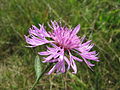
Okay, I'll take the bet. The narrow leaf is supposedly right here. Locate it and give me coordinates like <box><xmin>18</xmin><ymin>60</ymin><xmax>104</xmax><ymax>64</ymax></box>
<box><xmin>34</xmin><ymin>55</ymin><xmax>42</xmax><ymax>79</ymax></box>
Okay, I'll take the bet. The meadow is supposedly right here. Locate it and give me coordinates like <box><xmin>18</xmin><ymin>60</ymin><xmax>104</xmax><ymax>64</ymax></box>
<box><xmin>0</xmin><ymin>0</ymin><xmax>120</xmax><ymax>90</ymax></box>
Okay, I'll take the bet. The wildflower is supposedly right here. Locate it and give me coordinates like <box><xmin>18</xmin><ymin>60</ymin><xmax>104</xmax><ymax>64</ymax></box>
<box><xmin>25</xmin><ymin>21</ymin><xmax>99</xmax><ymax>75</ymax></box>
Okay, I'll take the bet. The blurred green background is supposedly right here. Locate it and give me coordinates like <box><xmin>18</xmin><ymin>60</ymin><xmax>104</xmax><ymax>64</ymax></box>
<box><xmin>0</xmin><ymin>0</ymin><xmax>120</xmax><ymax>90</ymax></box>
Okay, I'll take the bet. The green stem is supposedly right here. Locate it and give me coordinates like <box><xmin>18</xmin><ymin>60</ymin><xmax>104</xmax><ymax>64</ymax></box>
<box><xmin>30</xmin><ymin>64</ymin><xmax>52</xmax><ymax>90</ymax></box>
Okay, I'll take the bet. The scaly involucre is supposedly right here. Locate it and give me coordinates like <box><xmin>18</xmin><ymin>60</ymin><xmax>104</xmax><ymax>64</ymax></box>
<box><xmin>25</xmin><ymin>21</ymin><xmax>99</xmax><ymax>75</ymax></box>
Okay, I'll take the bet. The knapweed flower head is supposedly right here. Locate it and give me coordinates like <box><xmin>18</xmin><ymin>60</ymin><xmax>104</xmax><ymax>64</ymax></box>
<box><xmin>25</xmin><ymin>21</ymin><xmax>99</xmax><ymax>75</ymax></box>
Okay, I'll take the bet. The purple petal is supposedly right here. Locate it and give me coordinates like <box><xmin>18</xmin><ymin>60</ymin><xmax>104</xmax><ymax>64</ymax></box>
<box><xmin>60</xmin><ymin>61</ymin><xmax>65</xmax><ymax>73</ymax></box>
<box><xmin>70</xmin><ymin>58</ymin><xmax>77</xmax><ymax>74</ymax></box>
<box><xmin>72</xmin><ymin>24</ymin><xmax>80</xmax><ymax>35</ymax></box>
<box><xmin>80</xmin><ymin>53</ymin><xmax>99</xmax><ymax>61</ymax></box>
<box><xmin>47</xmin><ymin>60</ymin><xmax>65</xmax><ymax>75</ymax></box>
<box><xmin>56</xmin><ymin>60</ymin><xmax>65</xmax><ymax>73</ymax></box>
<box><xmin>82</xmin><ymin>40</ymin><xmax>91</xmax><ymax>46</ymax></box>
<box><xmin>80</xmin><ymin>36</ymin><xmax>86</xmax><ymax>43</ymax></box>
<box><xmin>64</xmin><ymin>56</ymin><xmax>70</xmax><ymax>71</ymax></box>
<box><xmin>47</xmin><ymin>59</ymin><xmax>58</xmax><ymax>63</ymax></box>
<box><xmin>43</xmin><ymin>55</ymin><xmax>54</xmax><ymax>61</ymax></box>
<box><xmin>72</xmin><ymin>55</ymin><xmax>83</xmax><ymax>62</ymax></box>
<box><xmin>39</xmin><ymin>24</ymin><xmax>50</xmax><ymax>37</ymax></box>
<box><xmin>82</xmin><ymin>57</ymin><xmax>94</xmax><ymax>71</ymax></box>
<box><xmin>47</xmin><ymin>64</ymin><xmax>57</xmax><ymax>75</ymax></box>
<box><xmin>69</xmin><ymin>51</ymin><xmax>77</xmax><ymax>74</ymax></box>
<box><xmin>24</xmin><ymin>35</ymin><xmax>53</xmax><ymax>47</ymax></box>
<box><xmin>38</xmin><ymin>51</ymin><xmax>50</xmax><ymax>55</ymax></box>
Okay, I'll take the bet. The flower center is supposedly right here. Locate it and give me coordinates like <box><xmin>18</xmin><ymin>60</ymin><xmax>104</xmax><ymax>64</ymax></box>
<box><xmin>50</xmin><ymin>29</ymin><xmax>80</xmax><ymax>50</ymax></box>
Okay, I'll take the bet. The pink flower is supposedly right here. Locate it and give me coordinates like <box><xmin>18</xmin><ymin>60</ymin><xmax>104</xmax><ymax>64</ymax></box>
<box><xmin>25</xmin><ymin>21</ymin><xmax>99</xmax><ymax>75</ymax></box>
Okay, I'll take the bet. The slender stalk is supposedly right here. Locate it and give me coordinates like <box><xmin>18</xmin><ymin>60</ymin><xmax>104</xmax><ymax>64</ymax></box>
<box><xmin>31</xmin><ymin>64</ymin><xmax>52</xmax><ymax>90</ymax></box>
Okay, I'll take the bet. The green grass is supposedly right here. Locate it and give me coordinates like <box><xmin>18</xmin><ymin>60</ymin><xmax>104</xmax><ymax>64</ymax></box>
<box><xmin>0</xmin><ymin>0</ymin><xmax>120</xmax><ymax>89</ymax></box>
